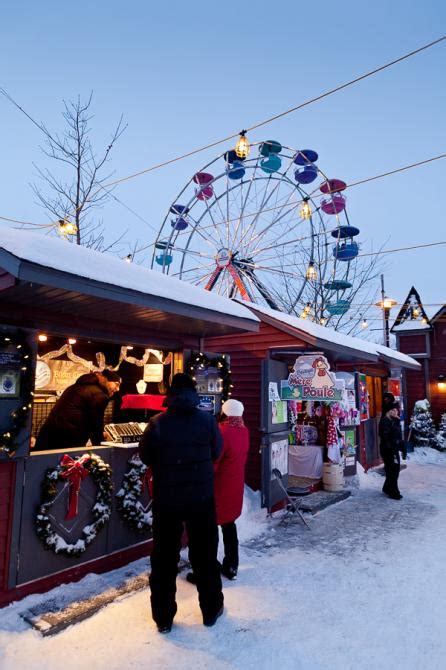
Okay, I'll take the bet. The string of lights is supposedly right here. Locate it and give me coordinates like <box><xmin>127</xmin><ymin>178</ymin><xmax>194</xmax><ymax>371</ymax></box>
<box><xmin>1</xmin><ymin>36</ymin><xmax>444</xmax><ymax>234</ymax></box>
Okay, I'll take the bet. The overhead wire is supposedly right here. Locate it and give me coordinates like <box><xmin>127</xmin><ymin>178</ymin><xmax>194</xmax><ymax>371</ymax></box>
<box><xmin>1</xmin><ymin>35</ymin><xmax>444</xmax><ymax>232</ymax></box>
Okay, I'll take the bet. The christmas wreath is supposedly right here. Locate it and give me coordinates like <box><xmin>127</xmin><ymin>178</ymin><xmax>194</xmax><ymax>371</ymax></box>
<box><xmin>116</xmin><ymin>454</ymin><xmax>152</xmax><ymax>532</ymax></box>
<box><xmin>35</xmin><ymin>452</ymin><xmax>113</xmax><ymax>557</ymax></box>
<box><xmin>185</xmin><ymin>351</ymin><xmax>232</xmax><ymax>401</ymax></box>
<box><xmin>0</xmin><ymin>331</ymin><xmax>34</xmax><ymax>457</ymax></box>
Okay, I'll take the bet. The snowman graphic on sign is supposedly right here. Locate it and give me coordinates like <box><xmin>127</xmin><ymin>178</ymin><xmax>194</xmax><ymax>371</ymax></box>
<box><xmin>311</xmin><ymin>356</ymin><xmax>335</xmax><ymax>390</ymax></box>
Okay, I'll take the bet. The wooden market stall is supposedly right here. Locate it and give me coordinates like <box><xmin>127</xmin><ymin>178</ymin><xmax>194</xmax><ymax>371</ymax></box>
<box><xmin>392</xmin><ymin>286</ymin><xmax>446</xmax><ymax>426</ymax></box>
<box><xmin>204</xmin><ymin>302</ymin><xmax>420</xmax><ymax>508</ymax></box>
<box><xmin>0</xmin><ymin>229</ymin><xmax>259</xmax><ymax>606</ymax></box>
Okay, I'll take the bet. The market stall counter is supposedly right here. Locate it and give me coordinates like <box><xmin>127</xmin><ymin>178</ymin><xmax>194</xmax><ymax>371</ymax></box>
<box><xmin>20</xmin><ymin>444</ymin><xmax>149</xmax><ymax>585</ymax></box>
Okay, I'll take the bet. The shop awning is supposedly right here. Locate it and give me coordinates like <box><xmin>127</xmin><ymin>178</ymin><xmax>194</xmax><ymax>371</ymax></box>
<box><xmin>0</xmin><ymin>229</ymin><xmax>259</xmax><ymax>346</ymax></box>
<box><xmin>242</xmin><ymin>302</ymin><xmax>421</xmax><ymax>370</ymax></box>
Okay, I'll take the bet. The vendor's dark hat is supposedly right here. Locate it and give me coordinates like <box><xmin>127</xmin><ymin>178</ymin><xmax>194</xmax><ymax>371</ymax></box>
<box><xmin>169</xmin><ymin>373</ymin><xmax>196</xmax><ymax>392</ymax></box>
<box><xmin>101</xmin><ymin>369</ymin><xmax>121</xmax><ymax>383</ymax></box>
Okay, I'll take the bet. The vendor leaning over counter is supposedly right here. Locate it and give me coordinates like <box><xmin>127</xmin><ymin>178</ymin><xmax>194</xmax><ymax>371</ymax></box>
<box><xmin>34</xmin><ymin>369</ymin><xmax>121</xmax><ymax>451</ymax></box>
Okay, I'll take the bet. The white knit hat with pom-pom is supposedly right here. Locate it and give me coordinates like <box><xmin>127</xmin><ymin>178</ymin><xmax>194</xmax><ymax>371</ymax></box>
<box><xmin>221</xmin><ymin>399</ymin><xmax>244</xmax><ymax>417</ymax></box>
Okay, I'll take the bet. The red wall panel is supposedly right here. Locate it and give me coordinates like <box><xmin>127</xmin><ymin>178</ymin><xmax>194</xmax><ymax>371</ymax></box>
<box><xmin>0</xmin><ymin>462</ymin><xmax>16</xmax><ymax>592</ymax></box>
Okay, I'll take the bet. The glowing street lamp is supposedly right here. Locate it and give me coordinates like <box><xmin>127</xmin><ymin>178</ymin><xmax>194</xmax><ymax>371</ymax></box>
<box><xmin>375</xmin><ymin>276</ymin><xmax>397</xmax><ymax>347</ymax></box>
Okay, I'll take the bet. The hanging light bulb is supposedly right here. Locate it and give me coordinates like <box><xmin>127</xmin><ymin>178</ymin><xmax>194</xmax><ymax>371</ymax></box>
<box><xmin>412</xmin><ymin>307</ymin><xmax>420</xmax><ymax>318</ymax></box>
<box><xmin>299</xmin><ymin>198</ymin><xmax>312</xmax><ymax>220</ymax></box>
<box><xmin>58</xmin><ymin>219</ymin><xmax>78</xmax><ymax>236</ymax></box>
<box><xmin>306</xmin><ymin>260</ymin><xmax>318</xmax><ymax>281</ymax></box>
<box><xmin>235</xmin><ymin>130</ymin><xmax>250</xmax><ymax>159</ymax></box>
<box><xmin>304</xmin><ymin>302</ymin><xmax>311</xmax><ymax>314</ymax></box>
<box><xmin>361</xmin><ymin>318</ymin><xmax>369</xmax><ymax>329</ymax></box>
<box><xmin>320</xmin><ymin>317</ymin><xmax>327</xmax><ymax>326</ymax></box>
<box><xmin>68</xmin><ymin>338</ymin><xmax>77</xmax><ymax>345</ymax></box>
<box><xmin>38</xmin><ymin>333</ymin><xmax>48</xmax><ymax>342</ymax></box>
<box><xmin>300</xmin><ymin>310</ymin><xmax>308</xmax><ymax>320</ymax></box>
<box><xmin>125</xmin><ymin>254</ymin><xmax>133</xmax><ymax>263</ymax></box>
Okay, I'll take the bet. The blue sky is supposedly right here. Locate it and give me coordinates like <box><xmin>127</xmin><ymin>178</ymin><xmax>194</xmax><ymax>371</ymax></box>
<box><xmin>1</xmin><ymin>0</ymin><xmax>445</xmax><ymax>326</ymax></box>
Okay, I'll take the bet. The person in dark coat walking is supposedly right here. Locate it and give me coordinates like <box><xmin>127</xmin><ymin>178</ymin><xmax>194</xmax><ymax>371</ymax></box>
<box><xmin>379</xmin><ymin>402</ymin><xmax>405</xmax><ymax>500</ymax></box>
<box><xmin>138</xmin><ymin>373</ymin><xmax>224</xmax><ymax>633</ymax></box>
<box><xmin>35</xmin><ymin>369</ymin><xmax>121</xmax><ymax>451</ymax></box>
<box><xmin>382</xmin><ymin>391</ymin><xmax>396</xmax><ymax>414</ymax></box>
<box><xmin>187</xmin><ymin>398</ymin><xmax>249</xmax><ymax>583</ymax></box>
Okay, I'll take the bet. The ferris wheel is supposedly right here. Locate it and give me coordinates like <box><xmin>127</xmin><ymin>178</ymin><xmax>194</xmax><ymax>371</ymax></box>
<box><xmin>151</xmin><ymin>140</ymin><xmax>360</xmax><ymax>316</ymax></box>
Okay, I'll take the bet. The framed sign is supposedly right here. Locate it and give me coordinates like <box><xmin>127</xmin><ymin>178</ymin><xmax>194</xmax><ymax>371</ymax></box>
<box><xmin>0</xmin><ymin>367</ymin><xmax>20</xmax><ymax>398</ymax></box>
<box><xmin>198</xmin><ymin>394</ymin><xmax>215</xmax><ymax>412</ymax></box>
<box><xmin>283</xmin><ymin>354</ymin><xmax>344</xmax><ymax>403</ymax></box>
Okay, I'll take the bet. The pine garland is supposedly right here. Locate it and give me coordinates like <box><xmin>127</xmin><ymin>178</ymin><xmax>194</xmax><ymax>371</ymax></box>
<box><xmin>116</xmin><ymin>454</ymin><xmax>152</xmax><ymax>532</ymax></box>
<box><xmin>185</xmin><ymin>351</ymin><xmax>232</xmax><ymax>401</ymax></box>
<box><xmin>0</xmin><ymin>331</ymin><xmax>34</xmax><ymax>457</ymax></box>
<box><xmin>35</xmin><ymin>453</ymin><xmax>113</xmax><ymax>556</ymax></box>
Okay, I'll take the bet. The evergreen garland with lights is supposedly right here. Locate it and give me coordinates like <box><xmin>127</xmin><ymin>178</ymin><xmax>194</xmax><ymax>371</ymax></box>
<box><xmin>0</xmin><ymin>331</ymin><xmax>34</xmax><ymax>457</ymax></box>
<box><xmin>185</xmin><ymin>351</ymin><xmax>232</xmax><ymax>401</ymax></box>
<box><xmin>35</xmin><ymin>452</ymin><xmax>113</xmax><ymax>557</ymax></box>
<box><xmin>116</xmin><ymin>454</ymin><xmax>152</xmax><ymax>532</ymax></box>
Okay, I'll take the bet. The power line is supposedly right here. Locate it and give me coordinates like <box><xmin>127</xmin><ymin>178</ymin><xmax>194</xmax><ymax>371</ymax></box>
<box><xmin>97</xmin><ymin>35</ymin><xmax>446</xmax><ymax>190</ymax></box>
<box><xmin>1</xmin><ymin>35</ymin><xmax>445</xmax><ymax>232</ymax></box>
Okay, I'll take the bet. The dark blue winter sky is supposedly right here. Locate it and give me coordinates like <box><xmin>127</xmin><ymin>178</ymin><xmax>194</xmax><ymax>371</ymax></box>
<box><xmin>1</xmin><ymin>0</ymin><xmax>445</xmax><ymax>325</ymax></box>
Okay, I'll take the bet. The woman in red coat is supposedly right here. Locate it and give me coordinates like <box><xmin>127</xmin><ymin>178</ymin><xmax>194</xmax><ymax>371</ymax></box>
<box><xmin>214</xmin><ymin>398</ymin><xmax>249</xmax><ymax>580</ymax></box>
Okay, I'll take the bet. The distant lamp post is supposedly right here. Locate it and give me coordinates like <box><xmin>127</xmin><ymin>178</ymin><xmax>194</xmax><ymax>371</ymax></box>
<box><xmin>375</xmin><ymin>296</ymin><xmax>397</xmax><ymax>347</ymax></box>
<box><xmin>438</xmin><ymin>375</ymin><xmax>446</xmax><ymax>391</ymax></box>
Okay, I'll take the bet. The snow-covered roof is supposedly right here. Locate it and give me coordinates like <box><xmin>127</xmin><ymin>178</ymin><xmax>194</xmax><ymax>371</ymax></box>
<box><xmin>392</xmin><ymin>320</ymin><xmax>430</xmax><ymax>332</ymax></box>
<box><xmin>0</xmin><ymin>228</ymin><xmax>259</xmax><ymax>326</ymax></box>
<box><xmin>242</xmin><ymin>301</ymin><xmax>420</xmax><ymax>369</ymax></box>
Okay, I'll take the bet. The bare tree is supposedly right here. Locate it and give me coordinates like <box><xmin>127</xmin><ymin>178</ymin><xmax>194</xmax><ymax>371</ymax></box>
<box><xmin>31</xmin><ymin>93</ymin><xmax>127</xmax><ymax>249</ymax></box>
<box><xmin>277</xmin><ymin>235</ymin><xmax>387</xmax><ymax>335</ymax></box>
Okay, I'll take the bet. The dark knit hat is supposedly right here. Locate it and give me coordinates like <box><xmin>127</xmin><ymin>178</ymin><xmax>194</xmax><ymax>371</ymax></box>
<box><xmin>168</xmin><ymin>373</ymin><xmax>196</xmax><ymax>392</ymax></box>
<box><xmin>101</xmin><ymin>369</ymin><xmax>121</xmax><ymax>383</ymax></box>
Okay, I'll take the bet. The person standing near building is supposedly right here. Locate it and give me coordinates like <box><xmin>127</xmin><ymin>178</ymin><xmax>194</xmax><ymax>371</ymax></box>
<box><xmin>35</xmin><ymin>369</ymin><xmax>121</xmax><ymax>451</ymax></box>
<box><xmin>138</xmin><ymin>373</ymin><xmax>224</xmax><ymax>633</ymax></box>
<box><xmin>187</xmin><ymin>398</ymin><xmax>249</xmax><ymax>583</ymax></box>
<box><xmin>379</xmin><ymin>402</ymin><xmax>405</xmax><ymax>500</ymax></box>
<box><xmin>213</xmin><ymin>398</ymin><xmax>249</xmax><ymax>580</ymax></box>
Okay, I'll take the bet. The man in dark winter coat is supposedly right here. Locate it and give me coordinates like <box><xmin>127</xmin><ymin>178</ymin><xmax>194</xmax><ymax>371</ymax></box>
<box><xmin>379</xmin><ymin>402</ymin><xmax>406</xmax><ymax>499</ymax></box>
<box><xmin>138</xmin><ymin>372</ymin><xmax>224</xmax><ymax>633</ymax></box>
<box><xmin>35</xmin><ymin>369</ymin><xmax>121</xmax><ymax>451</ymax></box>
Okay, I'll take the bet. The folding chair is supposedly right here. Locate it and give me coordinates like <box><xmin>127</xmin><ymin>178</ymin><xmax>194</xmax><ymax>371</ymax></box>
<box><xmin>271</xmin><ymin>468</ymin><xmax>311</xmax><ymax>529</ymax></box>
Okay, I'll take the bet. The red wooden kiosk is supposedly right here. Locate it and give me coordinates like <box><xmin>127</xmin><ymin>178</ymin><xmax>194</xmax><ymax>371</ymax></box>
<box><xmin>0</xmin><ymin>230</ymin><xmax>258</xmax><ymax>607</ymax></box>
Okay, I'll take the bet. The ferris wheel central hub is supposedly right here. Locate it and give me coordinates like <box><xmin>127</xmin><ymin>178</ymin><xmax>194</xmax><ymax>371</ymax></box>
<box><xmin>215</xmin><ymin>248</ymin><xmax>232</xmax><ymax>268</ymax></box>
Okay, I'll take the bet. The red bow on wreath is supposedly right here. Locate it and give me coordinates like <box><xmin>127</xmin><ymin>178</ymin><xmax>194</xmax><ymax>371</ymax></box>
<box><xmin>60</xmin><ymin>454</ymin><xmax>91</xmax><ymax>520</ymax></box>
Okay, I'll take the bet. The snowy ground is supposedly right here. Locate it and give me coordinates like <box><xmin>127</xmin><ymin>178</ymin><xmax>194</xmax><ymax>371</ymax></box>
<box><xmin>1</xmin><ymin>448</ymin><xmax>446</xmax><ymax>670</ymax></box>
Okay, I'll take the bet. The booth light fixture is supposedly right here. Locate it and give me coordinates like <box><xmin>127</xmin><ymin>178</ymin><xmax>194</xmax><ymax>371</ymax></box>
<box><xmin>438</xmin><ymin>375</ymin><xmax>446</xmax><ymax>391</ymax></box>
<box><xmin>38</xmin><ymin>334</ymin><xmax>48</xmax><ymax>342</ymax></box>
<box><xmin>68</xmin><ymin>338</ymin><xmax>77</xmax><ymax>345</ymax></box>
<box><xmin>235</xmin><ymin>131</ymin><xmax>250</xmax><ymax>159</ymax></box>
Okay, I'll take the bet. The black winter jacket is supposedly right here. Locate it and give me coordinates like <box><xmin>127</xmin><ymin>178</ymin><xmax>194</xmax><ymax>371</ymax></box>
<box><xmin>138</xmin><ymin>388</ymin><xmax>222</xmax><ymax>506</ymax></box>
<box><xmin>35</xmin><ymin>373</ymin><xmax>110</xmax><ymax>451</ymax></box>
<box><xmin>379</xmin><ymin>415</ymin><xmax>404</xmax><ymax>456</ymax></box>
